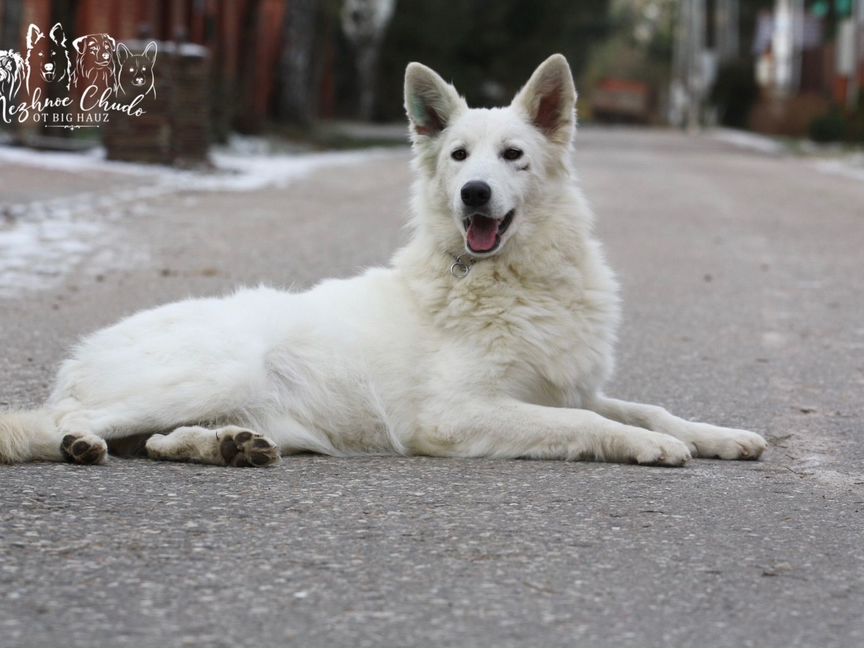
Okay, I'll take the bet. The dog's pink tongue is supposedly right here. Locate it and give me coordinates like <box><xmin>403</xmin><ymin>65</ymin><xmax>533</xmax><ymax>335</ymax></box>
<box><xmin>467</xmin><ymin>215</ymin><xmax>499</xmax><ymax>252</ymax></box>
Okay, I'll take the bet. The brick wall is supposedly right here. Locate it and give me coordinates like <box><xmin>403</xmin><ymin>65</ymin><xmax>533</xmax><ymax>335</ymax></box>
<box><xmin>103</xmin><ymin>41</ymin><xmax>210</xmax><ymax>166</ymax></box>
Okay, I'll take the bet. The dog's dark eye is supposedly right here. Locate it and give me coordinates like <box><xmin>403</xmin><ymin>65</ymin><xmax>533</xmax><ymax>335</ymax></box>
<box><xmin>451</xmin><ymin>148</ymin><xmax>467</xmax><ymax>161</ymax></box>
<box><xmin>503</xmin><ymin>148</ymin><xmax>523</xmax><ymax>161</ymax></box>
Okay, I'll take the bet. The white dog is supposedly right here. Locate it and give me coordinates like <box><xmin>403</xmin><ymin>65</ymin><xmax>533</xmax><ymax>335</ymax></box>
<box><xmin>0</xmin><ymin>55</ymin><xmax>768</xmax><ymax>468</ymax></box>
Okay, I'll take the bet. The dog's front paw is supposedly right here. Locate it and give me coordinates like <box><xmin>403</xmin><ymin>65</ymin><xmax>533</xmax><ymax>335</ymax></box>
<box><xmin>628</xmin><ymin>431</ymin><xmax>691</xmax><ymax>467</ymax></box>
<box><xmin>61</xmin><ymin>433</ymin><xmax>108</xmax><ymax>465</ymax></box>
<box><xmin>687</xmin><ymin>425</ymin><xmax>768</xmax><ymax>460</ymax></box>
<box><xmin>218</xmin><ymin>427</ymin><xmax>280</xmax><ymax>468</ymax></box>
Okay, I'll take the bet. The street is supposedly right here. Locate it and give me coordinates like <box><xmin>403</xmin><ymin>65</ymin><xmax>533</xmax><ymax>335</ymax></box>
<box><xmin>1</xmin><ymin>128</ymin><xmax>863</xmax><ymax>647</ymax></box>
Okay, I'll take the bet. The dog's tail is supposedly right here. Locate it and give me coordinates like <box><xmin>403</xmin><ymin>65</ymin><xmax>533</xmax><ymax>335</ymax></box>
<box><xmin>0</xmin><ymin>409</ymin><xmax>61</xmax><ymax>463</ymax></box>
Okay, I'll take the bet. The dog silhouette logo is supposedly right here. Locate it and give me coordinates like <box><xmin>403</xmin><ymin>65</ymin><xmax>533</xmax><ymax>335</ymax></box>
<box><xmin>25</xmin><ymin>22</ymin><xmax>72</xmax><ymax>93</ymax></box>
<box><xmin>0</xmin><ymin>49</ymin><xmax>24</xmax><ymax>99</ymax></box>
<box><xmin>1</xmin><ymin>24</ymin><xmax>159</xmax><ymax>128</ymax></box>
<box><xmin>115</xmin><ymin>42</ymin><xmax>157</xmax><ymax>99</ymax></box>
<box><xmin>72</xmin><ymin>33</ymin><xmax>117</xmax><ymax>93</ymax></box>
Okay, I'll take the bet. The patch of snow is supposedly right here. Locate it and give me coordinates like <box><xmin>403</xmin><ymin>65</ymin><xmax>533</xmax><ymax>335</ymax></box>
<box><xmin>0</xmin><ymin>146</ymin><xmax>119</xmax><ymax>174</ymax></box>
<box><xmin>0</xmin><ymin>145</ymin><xmax>406</xmax><ymax>297</ymax></box>
<box><xmin>811</xmin><ymin>157</ymin><xmax>864</xmax><ymax>183</ymax></box>
<box><xmin>0</xmin><ymin>145</ymin><xmax>402</xmax><ymax>192</ymax></box>
<box><xmin>204</xmin><ymin>148</ymin><xmax>399</xmax><ymax>191</ymax></box>
<box><xmin>707</xmin><ymin>128</ymin><xmax>786</xmax><ymax>155</ymax></box>
<box><xmin>0</xmin><ymin>207</ymin><xmax>147</xmax><ymax>297</ymax></box>
<box><xmin>707</xmin><ymin>129</ymin><xmax>864</xmax><ymax>185</ymax></box>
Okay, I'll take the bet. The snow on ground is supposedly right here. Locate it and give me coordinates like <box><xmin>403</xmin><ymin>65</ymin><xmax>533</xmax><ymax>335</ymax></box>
<box><xmin>0</xmin><ymin>143</ymin><xmax>401</xmax><ymax>193</ymax></box>
<box><xmin>708</xmin><ymin>127</ymin><xmax>864</xmax><ymax>183</ymax></box>
<box><xmin>811</xmin><ymin>154</ymin><xmax>864</xmax><ymax>183</ymax></box>
<box><xmin>708</xmin><ymin>128</ymin><xmax>787</xmax><ymax>155</ymax></box>
<box><xmin>0</xmin><ymin>143</ymin><xmax>404</xmax><ymax>297</ymax></box>
<box><xmin>0</xmin><ymin>210</ymin><xmax>146</xmax><ymax>298</ymax></box>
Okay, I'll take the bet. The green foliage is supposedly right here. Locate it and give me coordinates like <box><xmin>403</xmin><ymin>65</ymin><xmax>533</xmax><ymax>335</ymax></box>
<box><xmin>808</xmin><ymin>106</ymin><xmax>853</xmax><ymax>143</ymax></box>
<box><xmin>373</xmin><ymin>0</ymin><xmax>611</xmax><ymax>120</ymax></box>
<box><xmin>808</xmin><ymin>101</ymin><xmax>864</xmax><ymax>145</ymax></box>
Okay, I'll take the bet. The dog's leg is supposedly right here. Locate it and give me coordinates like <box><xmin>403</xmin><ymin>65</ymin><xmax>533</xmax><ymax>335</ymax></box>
<box><xmin>0</xmin><ymin>409</ymin><xmax>70</xmax><ymax>464</ymax></box>
<box><xmin>414</xmin><ymin>400</ymin><xmax>692</xmax><ymax>466</ymax></box>
<box><xmin>145</xmin><ymin>425</ymin><xmax>280</xmax><ymax>467</ymax></box>
<box><xmin>584</xmin><ymin>395</ymin><xmax>767</xmax><ymax>460</ymax></box>
<box><xmin>0</xmin><ymin>406</ymin><xmax>114</xmax><ymax>465</ymax></box>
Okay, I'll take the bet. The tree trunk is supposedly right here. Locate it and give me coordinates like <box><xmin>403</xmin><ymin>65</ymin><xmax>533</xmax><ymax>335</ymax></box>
<box><xmin>278</xmin><ymin>0</ymin><xmax>318</xmax><ymax>125</ymax></box>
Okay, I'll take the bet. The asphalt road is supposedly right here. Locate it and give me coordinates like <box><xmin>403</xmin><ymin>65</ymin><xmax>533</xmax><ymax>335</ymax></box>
<box><xmin>1</xmin><ymin>128</ymin><xmax>863</xmax><ymax>648</ymax></box>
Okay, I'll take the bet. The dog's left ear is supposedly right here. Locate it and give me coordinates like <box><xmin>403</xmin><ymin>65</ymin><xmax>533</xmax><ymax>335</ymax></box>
<box><xmin>49</xmin><ymin>23</ymin><xmax>66</xmax><ymax>46</ymax></box>
<box><xmin>512</xmin><ymin>54</ymin><xmax>577</xmax><ymax>146</ymax></box>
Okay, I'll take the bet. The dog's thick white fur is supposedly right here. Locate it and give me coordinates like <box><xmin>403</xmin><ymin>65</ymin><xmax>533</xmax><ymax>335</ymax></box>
<box><xmin>0</xmin><ymin>55</ymin><xmax>767</xmax><ymax>467</ymax></box>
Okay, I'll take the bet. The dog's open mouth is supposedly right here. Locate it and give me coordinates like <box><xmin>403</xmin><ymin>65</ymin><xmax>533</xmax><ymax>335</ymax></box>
<box><xmin>42</xmin><ymin>70</ymin><xmax>55</xmax><ymax>81</ymax></box>
<box><xmin>463</xmin><ymin>210</ymin><xmax>515</xmax><ymax>254</ymax></box>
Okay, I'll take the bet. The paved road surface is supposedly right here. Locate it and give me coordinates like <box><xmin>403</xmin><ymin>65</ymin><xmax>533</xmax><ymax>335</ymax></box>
<box><xmin>1</xmin><ymin>128</ymin><xmax>862</xmax><ymax>647</ymax></box>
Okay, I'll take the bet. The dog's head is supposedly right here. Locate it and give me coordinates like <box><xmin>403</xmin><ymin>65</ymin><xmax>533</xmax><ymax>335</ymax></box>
<box><xmin>404</xmin><ymin>54</ymin><xmax>576</xmax><ymax>258</ymax></box>
<box><xmin>0</xmin><ymin>49</ymin><xmax>24</xmax><ymax>96</ymax></box>
<box><xmin>73</xmin><ymin>34</ymin><xmax>117</xmax><ymax>69</ymax></box>
<box><xmin>26</xmin><ymin>23</ymin><xmax>71</xmax><ymax>87</ymax></box>
<box><xmin>116</xmin><ymin>42</ymin><xmax>156</xmax><ymax>93</ymax></box>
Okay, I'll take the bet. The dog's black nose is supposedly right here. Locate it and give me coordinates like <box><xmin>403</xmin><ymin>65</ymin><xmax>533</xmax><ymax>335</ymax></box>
<box><xmin>461</xmin><ymin>181</ymin><xmax>491</xmax><ymax>208</ymax></box>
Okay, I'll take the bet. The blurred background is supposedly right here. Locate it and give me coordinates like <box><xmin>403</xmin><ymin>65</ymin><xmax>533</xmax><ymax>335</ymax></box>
<box><xmin>1</xmin><ymin>0</ymin><xmax>863</xmax><ymax>163</ymax></box>
<box><xmin>2</xmin><ymin>8</ymin><xmax>864</xmax><ymax>646</ymax></box>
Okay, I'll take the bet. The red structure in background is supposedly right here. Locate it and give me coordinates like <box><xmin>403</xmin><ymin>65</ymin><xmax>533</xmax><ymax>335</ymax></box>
<box><xmin>3</xmin><ymin>0</ymin><xmax>291</xmax><ymax>135</ymax></box>
<box><xmin>591</xmin><ymin>79</ymin><xmax>652</xmax><ymax>123</ymax></box>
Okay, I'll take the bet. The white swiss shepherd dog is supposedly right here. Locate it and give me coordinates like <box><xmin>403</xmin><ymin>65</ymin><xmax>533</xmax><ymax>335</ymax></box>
<box><xmin>0</xmin><ymin>55</ymin><xmax>767</xmax><ymax>468</ymax></box>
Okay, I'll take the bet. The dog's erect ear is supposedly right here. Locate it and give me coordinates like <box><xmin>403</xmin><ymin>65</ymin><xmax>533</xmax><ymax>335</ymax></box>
<box><xmin>26</xmin><ymin>25</ymin><xmax>42</xmax><ymax>50</ymax></box>
<box><xmin>404</xmin><ymin>62</ymin><xmax>465</xmax><ymax>140</ymax></box>
<box><xmin>49</xmin><ymin>23</ymin><xmax>66</xmax><ymax>46</ymax></box>
<box><xmin>512</xmin><ymin>54</ymin><xmax>577</xmax><ymax>146</ymax></box>
<box><xmin>72</xmin><ymin>36</ymin><xmax>87</xmax><ymax>54</ymax></box>
<box><xmin>116</xmin><ymin>43</ymin><xmax>131</xmax><ymax>65</ymax></box>
<box><xmin>143</xmin><ymin>41</ymin><xmax>157</xmax><ymax>64</ymax></box>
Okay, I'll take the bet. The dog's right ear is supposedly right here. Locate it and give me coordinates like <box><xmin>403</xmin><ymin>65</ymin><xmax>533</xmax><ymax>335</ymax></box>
<box><xmin>116</xmin><ymin>43</ymin><xmax>131</xmax><ymax>65</ymax></box>
<box><xmin>26</xmin><ymin>24</ymin><xmax>42</xmax><ymax>50</ymax></box>
<box><xmin>404</xmin><ymin>62</ymin><xmax>465</xmax><ymax>140</ymax></box>
<box><xmin>72</xmin><ymin>36</ymin><xmax>87</xmax><ymax>55</ymax></box>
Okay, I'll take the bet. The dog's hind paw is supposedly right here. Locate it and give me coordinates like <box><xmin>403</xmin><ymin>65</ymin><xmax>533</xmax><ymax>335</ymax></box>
<box><xmin>61</xmin><ymin>433</ymin><xmax>108</xmax><ymax>465</ymax></box>
<box><xmin>218</xmin><ymin>427</ymin><xmax>281</xmax><ymax>468</ymax></box>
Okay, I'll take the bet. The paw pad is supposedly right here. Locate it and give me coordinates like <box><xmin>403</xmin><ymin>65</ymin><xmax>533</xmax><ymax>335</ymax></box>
<box><xmin>61</xmin><ymin>433</ymin><xmax>107</xmax><ymax>465</ymax></box>
<box><xmin>218</xmin><ymin>429</ymin><xmax>280</xmax><ymax>468</ymax></box>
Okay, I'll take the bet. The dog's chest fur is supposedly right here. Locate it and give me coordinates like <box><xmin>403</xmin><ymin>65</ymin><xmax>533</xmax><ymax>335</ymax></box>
<box><xmin>401</xmin><ymin>235</ymin><xmax>620</xmax><ymax>406</ymax></box>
